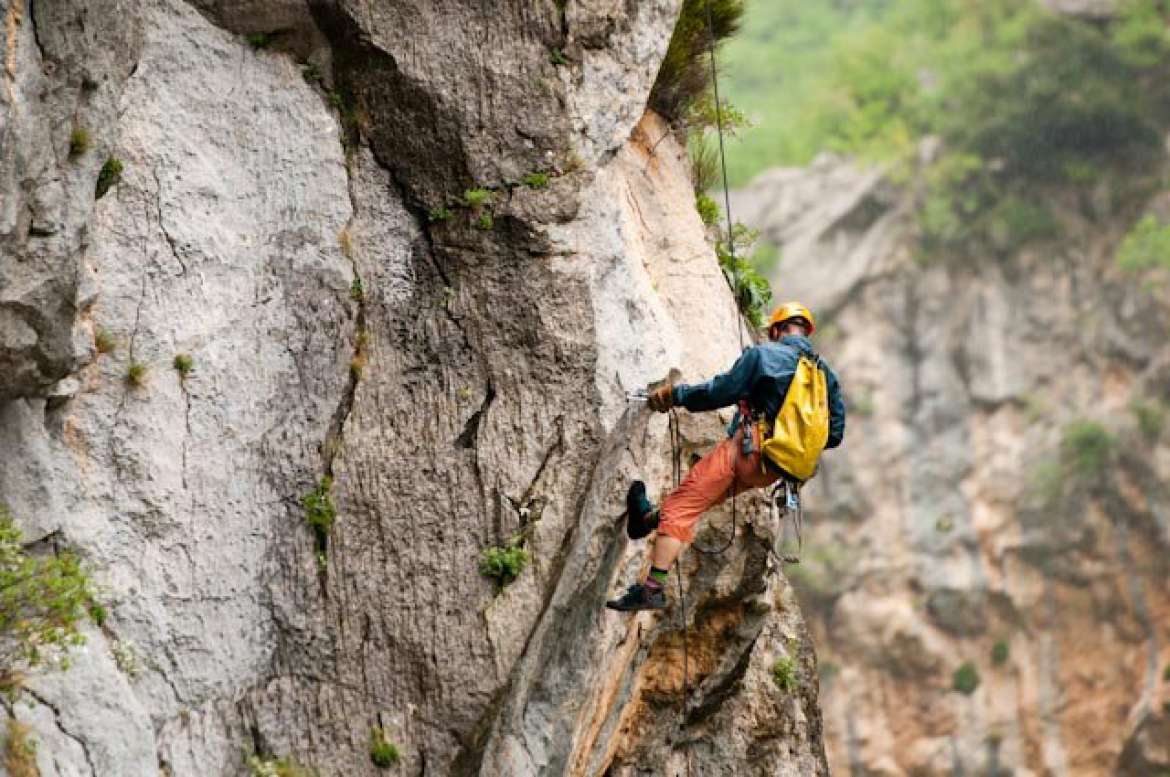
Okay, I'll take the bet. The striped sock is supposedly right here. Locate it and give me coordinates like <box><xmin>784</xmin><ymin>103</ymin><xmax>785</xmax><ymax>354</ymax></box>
<box><xmin>645</xmin><ymin>566</ymin><xmax>669</xmax><ymax>590</ymax></box>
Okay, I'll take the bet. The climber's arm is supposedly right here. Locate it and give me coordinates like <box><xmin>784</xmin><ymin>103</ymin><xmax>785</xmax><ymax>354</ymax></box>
<box><xmin>826</xmin><ymin>364</ymin><xmax>846</xmax><ymax>449</ymax></box>
<box><xmin>672</xmin><ymin>347</ymin><xmax>760</xmax><ymax>412</ymax></box>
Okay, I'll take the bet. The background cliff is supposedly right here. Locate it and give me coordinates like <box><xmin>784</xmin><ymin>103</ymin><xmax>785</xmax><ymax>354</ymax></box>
<box><xmin>724</xmin><ymin>1</ymin><xmax>1170</xmax><ymax>774</ymax></box>
<box><xmin>0</xmin><ymin>1</ymin><xmax>828</xmax><ymax>775</ymax></box>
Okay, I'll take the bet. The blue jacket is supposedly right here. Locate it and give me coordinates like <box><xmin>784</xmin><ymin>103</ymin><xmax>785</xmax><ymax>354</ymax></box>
<box><xmin>672</xmin><ymin>335</ymin><xmax>846</xmax><ymax>448</ymax></box>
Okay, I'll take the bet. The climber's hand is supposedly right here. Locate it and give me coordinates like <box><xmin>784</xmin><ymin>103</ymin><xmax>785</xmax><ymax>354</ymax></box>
<box><xmin>646</xmin><ymin>382</ymin><xmax>674</xmax><ymax>413</ymax></box>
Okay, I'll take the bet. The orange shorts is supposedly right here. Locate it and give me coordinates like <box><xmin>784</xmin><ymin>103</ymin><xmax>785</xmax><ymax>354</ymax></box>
<box><xmin>657</xmin><ymin>424</ymin><xmax>780</xmax><ymax>544</ymax></box>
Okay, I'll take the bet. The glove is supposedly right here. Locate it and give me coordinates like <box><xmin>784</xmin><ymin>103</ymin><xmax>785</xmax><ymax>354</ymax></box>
<box><xmin>646</xmin><ymin>382</ymin><xmax>674</xmax><ymax>413</ymax></box>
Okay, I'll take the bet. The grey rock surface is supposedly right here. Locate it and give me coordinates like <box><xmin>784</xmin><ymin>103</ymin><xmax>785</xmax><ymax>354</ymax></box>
<box><xmin>1</xmin><ymin>1</ymin><xmax>828</xmax><ymax>775</ymax></box>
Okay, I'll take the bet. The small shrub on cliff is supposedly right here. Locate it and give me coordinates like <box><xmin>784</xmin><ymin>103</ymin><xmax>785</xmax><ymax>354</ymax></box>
<box><xmin>69</xmin><ymin>127</ymin><xmax>90</xmax><ymax>158</ymax></box>
<box><xmin>369</xmin><ymin>728</ymin><xmax>400</xmax><ymax>769</ymax></box>
<box><xmin>479</xmin><ymin>538</ymin><xmax>529</xmax><ymax>589</ymax></box>
<box><xmin>0</xmin><ymin>507</ymin><xmax>98</xmax><ymax>670</ymax></box>
<box><xmin>95</xmin><ymin>157</ymin><xmax>123</xmax><ymax>200</ymax></box>
<box><xmin>952</xmin><ymin>661</ymin><xmax>980</xmax><ymax>695</ymax></box>
<box><xmin>695</xmin><ymin>192</ymin><xmax>720</xmax><ymax>226</ymax></box>
<box><xmin>716</xmin><ymin>223</ymin><xmax>773</xmax><ymax>328</ymax></box>
<box><xmin>991</xmin><ymin>640</ymin><xmax>1009</xmax><ymax>666</ymax></box>
<box><xmin>462</xmin><ymin>188</ymin><xmax>493</xmax><ymax>208</ymax></box>
<box><xmin>475</xmin><ymin>212</ymin><xmax>494</xmax><ymax>231</ymax></box>
<box><xmin>4</xmin><ymin>719</ymin><xmax>37</xmax><ymax>777</ymax></box>
<box><xmin>521</xmin><ymin>171</ymin><xmax>550</xmax><ymax>189</ymax></box>
<box><xmin>246</xmin><ymin>33</ymin><xmax>272</xmax><ymax>50</ymax></box>
<box><xmin>428</xmin><ymin>206</ymin><xmax>452</xmax><ymax>223</ymax></box>
<box><xmin>771</xmin><ymin>657</ymin><xmax>797</xmax><ymax>692</ymax></box>
<box><xmin>301</xmin><ymin>477</ymin><xmax>336</xmax><ymax>543</ymax></box>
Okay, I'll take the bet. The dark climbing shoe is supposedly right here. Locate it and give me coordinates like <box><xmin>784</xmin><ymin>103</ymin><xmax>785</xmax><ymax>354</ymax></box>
<box><xmin>605</xmin><ymin>583</ymin><xmax>666</xmax><ymax>612</ymax></box>
<box><xmin>626</xmin><ymin>480</ymin><xmax>660</xmax><ymax>540</ymax></box>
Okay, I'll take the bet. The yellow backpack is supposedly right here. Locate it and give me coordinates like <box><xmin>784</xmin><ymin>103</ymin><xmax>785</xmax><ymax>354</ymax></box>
<box><xmin>760</xmin><ymin>354</ymin><xmax>830</xmax><ymax>482</ymax></box>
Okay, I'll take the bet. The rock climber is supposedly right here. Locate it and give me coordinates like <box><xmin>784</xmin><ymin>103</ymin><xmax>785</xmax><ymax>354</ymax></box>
<box><xmin>606</xmin><ymin>302</ymin><xmax>846</xmax><ymax>611</ymax></box>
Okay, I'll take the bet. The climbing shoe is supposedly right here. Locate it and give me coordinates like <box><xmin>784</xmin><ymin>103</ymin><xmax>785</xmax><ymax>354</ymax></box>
<box><xmin>605</xmin><ymin>583</ymin><xmax>667</xmax><ymax>612</ymax></box>
<box><xmin>625</xmin><ymin>480</ymin><xmax>660</xmax><ymax>540</ymax></box>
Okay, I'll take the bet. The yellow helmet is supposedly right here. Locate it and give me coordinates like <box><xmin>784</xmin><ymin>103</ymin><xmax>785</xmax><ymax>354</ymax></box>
<box><xmin>767</xmin><ymin>301</ymin><xmax>816</xmax><ymax>334</ymax></box>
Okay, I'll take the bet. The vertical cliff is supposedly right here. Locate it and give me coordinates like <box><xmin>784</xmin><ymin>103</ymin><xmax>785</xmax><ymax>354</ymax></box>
<box><xmin>733</xmin><ymin>149</ymin><xmax>1170</xmax><ymax>775</ymax></box>
<box><xmin>0</xmin><ymin>2</ymin><xmax>828</xmax><ymax>775</ymax></box>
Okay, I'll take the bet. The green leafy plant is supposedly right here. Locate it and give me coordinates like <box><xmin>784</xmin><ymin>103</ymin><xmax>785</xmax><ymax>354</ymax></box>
<box><xmin>4</xmin><ymin>719</ymin><xmax>38</xmax><ymax>777</ymax></box>
<box><xmin>126</xmin><ymin>361</ymin><xmax>148</xmax><ymax>387</ymax></box>
<box><xmin>69</xmin><ymin>127</ymin><xmax>90</xmax><ymax>157</ymax></box>
<box><xmin>479</xmin><ymin>538</ymin><xmax>530</xmax><ymax>588</ymax></box>
<box><xmin>771</xmin><ymin>656</ymin><xmax>797</xmax><ymax>691</ymax></box>
<box><xmin>301</xmin><ymin>62</ymin><xmax>321</xmax><ymax>83</ymax></box>
<box><xmin>1118</xmin><ymin>214</ymin><xmax>1170</xmax><ymax>272</ymax></box>
<box><xmin>428</xmin><ymin>206</ymin><xmax>452</xmax><ymax>222</ymax></box>
<box><xmin>369</xmin><ymin>728</ymin><xmax>400</xmax><ymax>769</ymax></box>
<box><xmin>475</xmin><ymin>212</ymin><xmax>494</xmax><ymax>231</ymax></box>
<box><xmin>953</xmin><ymin>661</ymin><xmax>980</xmax><ymax>695</ymax></box>
<box><xmin>695</xmin><ymin>192</ymin><xmax>720</xmax><ymax>226</ymax></box>
<box><xmin>173</xmin><ymin>354</ymin><xmax>194</xmax><ymax>376</ymax></box>
<box><xmin>549</xmin><ymin>47</ymin><xmax>568</xmax><ymax>66</ymax></box>
<box><xmin>991</xmin><ymin>640</ymin><xmax>1009</xmax><ymax>666</ymax></box>
<box><xmin>301</xmin><ymin>477</ymin><xmax>336</xmax><ymax>545</ymax></box>
<box><xmin>350</xmin><ymin>277</ymin><xmax>364</xmax><ymax>302</ymax></box>
<box><xmin>716</xmin><ymin>223</ymin><xmax>773</xmax><ymax>328</ymax></box>
<box><xmin>521</xmin><ymin>171</ymin><xmax>550</xmax><ymax>188</ymax></box>
<box><xmin>95</xmin><ymin>157</ymin><xmax>123</xmax><ymax>200</ymax></box>
<box><xmin>246</xmin><ymin>32</ymin><xmax>272</xmax><ymax>49</ymax></box>
<box><xmin>94</xmin><ymin>328</ymin><xmax>116</xmax><ymax>354</ymax></box>
<box><xmin>463</xmin><ymin>188</ymin><xmax>493</xmax><ymax>208</ymax></box>
<box><xmin>0</xmin><ymin>507</ymin><xmax>99</xmax><ymax>670</ymax></box>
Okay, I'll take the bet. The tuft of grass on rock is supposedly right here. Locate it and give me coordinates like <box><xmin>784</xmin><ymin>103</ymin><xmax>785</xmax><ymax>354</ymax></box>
<box><xmin>771</xmin><ymin>657</ymin><xmax>797</xmax><ymax>692</ymax></box>
<box><xmin>173</xmin><ymin>354</ymin><xmax>194</xmax><ymax>376</ymax></box>
<box><xmin>94</xmin><ymin>328</ymin><xmax>116</xmax><ymax>354</ymax></box>
<box><xmin>428</xmin><ymin>206</ymin><xmax>452</xmax><ymax>222</ymax></box>
<box><xmin>69</xmin><ymin>127</ymin><xmax>90</xmax><ymax>158</ymax></box>
<box><xmin>549</xmin><ymin>47</ymin><xmax>568</xmax><ymax>66</ymax></box>
<box><xmin>95</xmin><ymin>157</ymin><xmax>123</xmax><ymax>200</ymax></box>
<box><xmin>953</xmin><ymin>661</ymin><xmax>980</xmax><ymax>695</ymax></box>
<box><xmin>991</xmin><ymin>640</ymin><xmax>1009</xmax><ymax>666</ymax></box>
<box><xmin>475</xmin><ymin>212</ymin><xmax>494</xmax><ymax>231</ymax></box>
<box><xmin>522</xmin><ymin>171</ymin><xmax>550</xmax><ymax>188</ymax></box>
<box><xmin>125</xmin><ymin>361</ymin><xmax>147</xmax><ymax>387</ymax></box>
<box><xmin>369</xmin><ymin>728</ymin><xmax>400</xmax><ymax>769</ymax></box>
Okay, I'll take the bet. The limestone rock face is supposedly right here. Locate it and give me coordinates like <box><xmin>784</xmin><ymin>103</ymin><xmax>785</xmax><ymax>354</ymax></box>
<box><xmin>0</xmin><ymin>2</ymin><xmax>828</xmax><ymax>775</ymax></box>
<box><xmin>733</xmin><ymin>153</ymin><xmax>1170</xmax><ymax>776</ymax></box>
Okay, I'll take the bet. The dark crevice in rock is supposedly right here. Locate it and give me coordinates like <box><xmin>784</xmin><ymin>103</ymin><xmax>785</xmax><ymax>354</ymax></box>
<box><xmin>151</xmin><ymin>167</ymin><xmax>187</xmax><ymax>276</ymax></box>
<box><xmin>26</xmin><ymin>0</ymin><xmax>49</xmax><ymax>67</ymax></box>
<box><xmin>456</xmin><ymin>382</ymin><xmax>495</xmax><ymax>450</ymax></box>
<box><xmin>683</xmin><ymin>622</ymin><xmax>763</xmax><ymax>726</ymax></box>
